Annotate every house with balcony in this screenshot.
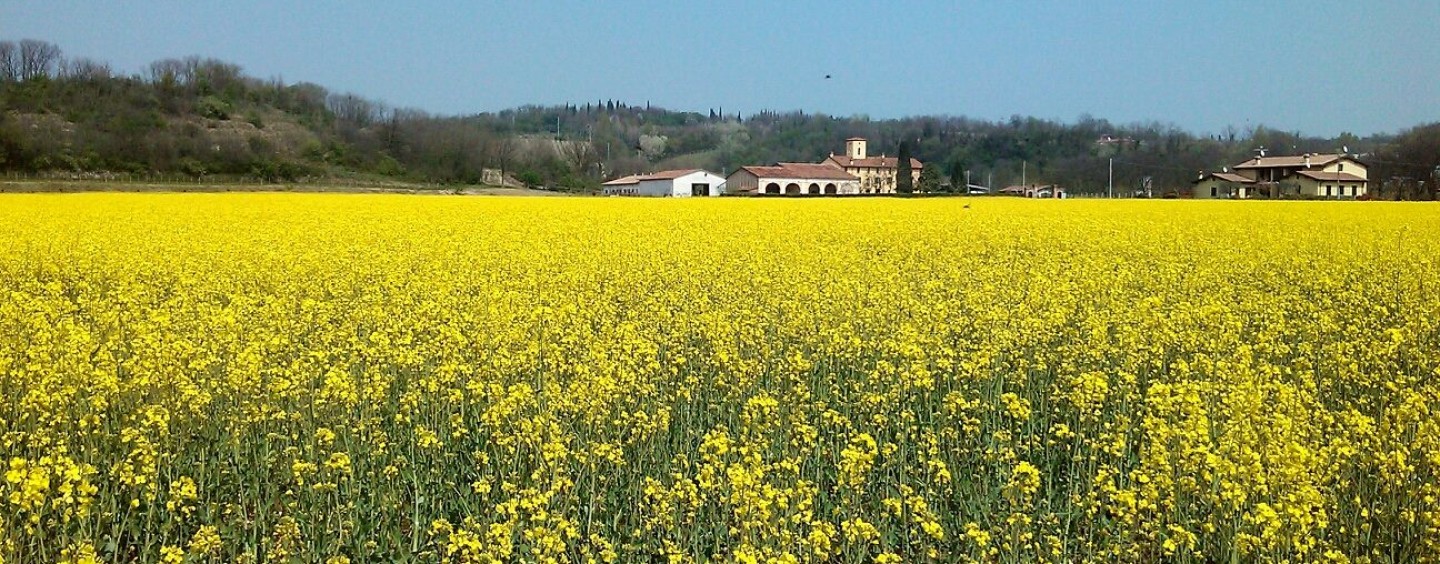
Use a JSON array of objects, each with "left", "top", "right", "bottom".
[{"left": 1224, "top": 153, "right": 1369, "bottom": 198}]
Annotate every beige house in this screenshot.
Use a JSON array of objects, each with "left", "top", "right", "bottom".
[
  {"left": 1191, "top": 171, "right": 1256, "bottom": 199},
  {"left": 824, "top": 138, "right": 923, "bottom": 194},
  {"left": 1228, "top": 153, "right": 1369, "bottom": 198},
  {"left": 1291, "top": 170, "right": 1368, "bottom": 198},
  {"left": 725, "top": 163, "right": 859, "bottom": 195}
]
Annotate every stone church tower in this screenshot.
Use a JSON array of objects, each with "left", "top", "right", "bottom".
[{"left": 845, "top": 137, "right": 868, "bottom": 160}]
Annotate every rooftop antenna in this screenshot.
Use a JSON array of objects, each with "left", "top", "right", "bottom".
[{"left": 1255, "top": 146, "right": 1267, "bottom": 158}]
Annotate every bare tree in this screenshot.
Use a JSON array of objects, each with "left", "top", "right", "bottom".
[
  {"left": 488, "top": 137, "right": 520, "bottom": 180},
  {"left": 147, "top": 58, "right": 186, "bottom": 87},
  {"left": 561, "top": 140, "right": 602, "bottom": 179},
  {"left": 327, "top": 93, "right": 378, "bottom": 127},
  {"left": 0, "top": 41, "right": 18, "bottom": 82},
  {"left": 58, "top": 57, "right": 112, "bottom": 81},
  {"left": 17, "top": 39, "right": 61, "bottom": 81},
  {"left": 192, "top": 57, "right": 242, "bottom": 95}
]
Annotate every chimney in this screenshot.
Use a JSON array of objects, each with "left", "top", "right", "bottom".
[{"left": 1304, "top": 155, "right": 1311, "bottom": 168}]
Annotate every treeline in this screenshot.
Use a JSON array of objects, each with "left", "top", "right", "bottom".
[
  {"left": 2, "top": 39, "right": 1437, "bottom": 197},
  {"left": 0, "top": 39, "right": 597, "bottom": 188}
]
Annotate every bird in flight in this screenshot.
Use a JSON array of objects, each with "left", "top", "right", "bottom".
[{"left": 825, "top": 74, "right": 832, "bottom": 79}]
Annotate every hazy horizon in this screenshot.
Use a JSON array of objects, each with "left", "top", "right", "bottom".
[{"left": 3, "top": 0, "right": 1437, "bottom": 138}]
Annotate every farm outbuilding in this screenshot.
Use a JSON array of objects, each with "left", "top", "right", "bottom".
[
  {"left": 601, "top": 169, "right": 727, "bottom": 197},
  {"left": 724, "top": 163, "right": 860, "bottom": 195}
]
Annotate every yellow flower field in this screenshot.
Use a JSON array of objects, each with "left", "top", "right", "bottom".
[{"left": 1, "top": 194, "right": 1438, "bottom": 563}]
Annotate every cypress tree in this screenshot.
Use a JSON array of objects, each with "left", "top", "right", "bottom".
[
  {"left": 949, "top": 160, "right": 965, "bottom": 193},
  {"left": 896, "top": 141, "right": 914, "bottom": 194}
]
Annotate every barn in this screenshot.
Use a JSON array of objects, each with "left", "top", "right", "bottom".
[
  {"left": 601, "top": 169, "right": 727, "bottom": 197},
  {"left": 724, "top": 163, "right": 860, "bottom": 195}
]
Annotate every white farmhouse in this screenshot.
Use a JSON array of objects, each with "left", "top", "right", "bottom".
[
  {"left": 601, "top": 169, "right": 727, "bottom": 197},
  {"left": 724, "top": 163, "right": 860, "bottom": 195}
]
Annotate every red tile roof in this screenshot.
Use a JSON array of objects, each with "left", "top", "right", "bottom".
[
  {"left": 602, "top": 174, "right": 643, "bottom": 186},
  {"left": 642, "top": 168, "right": 704, "bottom": 180},
  {"left": 826, "top": 155, "right": 924, "bottom": 170},
  {"left": 739, "top": 162, "right": 857, "bottom": 181},
  {"left": 1294, "top": 170, "right": 1366, "bottom": 182},
  {"left": 1195, "top": 172, "right": 1256, "bottom": 184},
  {"left": 602, "top": 169, "right": 706, "bottom": 185},
  {"left": 1233, "top": 154, "right": 1344, "bottom": 169}
]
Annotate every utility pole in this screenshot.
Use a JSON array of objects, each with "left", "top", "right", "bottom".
[
  {"left": 1108, "top": 157, "right": 1113, "bottom": 198},
  {"left": 1022, "top": 160, "right": 1027, "bottom": 187}
]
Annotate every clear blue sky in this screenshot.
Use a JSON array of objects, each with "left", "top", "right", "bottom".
[{"left": 3, "top": 1, "right": 1436, "bottom": 137}]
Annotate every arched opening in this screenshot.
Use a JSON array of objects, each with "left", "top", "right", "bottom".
[
  {"left": 824, "top": 183, "right": 837, "bottom": 194},
  {"left": 808, "top": 183, "right": 820, "bottom": 195},
  {"left": 765, "top": 183, "right": 781, "bottom": 195},
  {"left": 785, "top": 183, "right": 801, "bottom": 195}
]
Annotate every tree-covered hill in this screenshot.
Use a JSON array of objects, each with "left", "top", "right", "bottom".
[{"left": 2, "top": 39, "right": 1436, "bottom": 197}]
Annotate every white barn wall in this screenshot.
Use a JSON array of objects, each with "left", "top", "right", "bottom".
[{"left": 603, "top": 170, "right": 727, "bottom": 197}]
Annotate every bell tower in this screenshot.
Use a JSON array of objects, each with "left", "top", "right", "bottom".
[{"left": 845, "top": 137, "right": 867, "bottom": 160}]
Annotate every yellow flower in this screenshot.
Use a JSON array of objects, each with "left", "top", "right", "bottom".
[
  {"left": 189, "top": 524, "right": 223, "bottom": 556},
  {"left": 159, "top": 545, "right": 184, "bottom": 564}
]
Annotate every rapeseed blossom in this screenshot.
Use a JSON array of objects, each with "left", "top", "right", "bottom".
[{"left": 0, "top": 194, "right": 1437, "bottom": 562}]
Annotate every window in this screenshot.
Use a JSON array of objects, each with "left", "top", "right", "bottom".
[
  {"left": 1338, "top": 163, "right": 1344, "bottom": 172},
  {"left": 1211, "top": 186, "right": 1217, "bottom": 197}
]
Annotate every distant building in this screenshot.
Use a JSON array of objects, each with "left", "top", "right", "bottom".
[
  {"left": 725, "top": 163, "right": 859, "bottom": 195},
  {"left": 601, "top": 169, "right": 726, "bottom": 197},
  {"left": 1191, "top": 171, "right": 1256, "bottom": 199},
  {"left": 1223, "top": 153, "right": 1369, "bottom": 198},
  {"left": 823, "top": 138, "right": 923, "bottom": 194},
  {"left": 999, "top": 184, "right": 1066, "bottom": 198},
  {"left": 1096, "top": 134, "right": 1136, "bottom": 146}
]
